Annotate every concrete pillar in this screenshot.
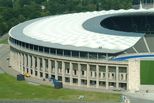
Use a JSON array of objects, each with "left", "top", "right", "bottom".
[
  {"left": 32, "top": 56, "right": 35, "bottom": 77},
  {"left": 100, "top": 72, "right": 103, "bottom": 78},
  {"left": 106, "top": 66, "right": 109, "bottom": 89},
  {"left": 13, "top": 51, "right": 16, "bottom": 69},
  {"left": 17, "top": 52, "right": 20, "bottom": 72},
  {"left": 42, "top": 58, "right": 45, "bottom": 78},
  {"left": 55, "top": 60, "right": 58, "bottom": 80},
  {"left": 87, "top": 64, "right": 90, "bottom": 87},
  {"left": 16, "top": 52, "right": 19, "bottom": 71},
  {"left": 116, "top": 66, "right": 119, "bottom": 89},
  {"left": 123, "top": 73, "right": 126, "bottom": 81},
  {"left": 37, "top": 57, "right": 40, "bottom": 78},
  {"left": 20, "top": 53, "right": 24, "bottom": 74},
  {"left": 48, "top": 59, "right": 51, "bottom": 79},
  {"left": 14, "top": 51, "right": 17, "bottom": 70},
  {"left": 14, "top": 52, "right": 17, "bottom": 70},
  {"left": 62, "top": 61, "right": 65, "bottom": 83},
  {"left": 24, "top": 54, "right": 27, "bottom": 70},
  {"left": 10, "top": 50, "right": 15, "bottom": 68},
  {"left": 70, "top": 62, "right": 73, "bottom": 85},
  {"left": 92, "top": 71, "right": 94, "bottom": 78},
  {"left": 96, "top": 65, "right": 99, "bottom": 88},
  {"left": 28, "top": 54, "right": 31, "bottom": 75},
  {"left": 78, "top": 63, "right": 81, "bottom": 86}
]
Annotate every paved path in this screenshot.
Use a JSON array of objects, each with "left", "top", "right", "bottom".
[
  {"left": 125, "top": 92, "right": 154, "bottom": 102},
  {"left": 0, "top": 44, "right": 154, "bottom": 103}
]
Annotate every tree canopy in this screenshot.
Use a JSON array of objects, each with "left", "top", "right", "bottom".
[{"left": 0, "top": 0, "right": 132, "bottom": 36}]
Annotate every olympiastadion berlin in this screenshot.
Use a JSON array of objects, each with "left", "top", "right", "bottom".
[{"left": 8, "top": 2, "right": 154, "bottom": 92}]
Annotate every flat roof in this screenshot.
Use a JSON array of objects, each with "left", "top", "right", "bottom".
[{"left": 9, "top": 9, "right": 153, "bottom": 53}]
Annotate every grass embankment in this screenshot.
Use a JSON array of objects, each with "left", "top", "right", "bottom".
[
  {"left": 0, "top": 73, "right": 120, "bottom": 102},
  {"left": 0, "top": 38, "right": 8, "bottom": 44},
  {"left": 0, "top": 34, "right": 8, "bottom": 44}
]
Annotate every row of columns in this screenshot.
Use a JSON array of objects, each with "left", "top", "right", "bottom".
[{"left": 10, "top": 49, "right": 128, "bottom": 90}]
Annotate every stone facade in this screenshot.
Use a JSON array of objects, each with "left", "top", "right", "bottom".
[{"left": 9, "top": 40, "right": 141, "bottom": 92}]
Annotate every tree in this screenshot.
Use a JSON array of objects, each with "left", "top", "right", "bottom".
[
  {"left": 0, "top": 0, "right": 13, "bottom": 8},
  {"left": 0, "top": 0, "right": 133, "bottom": 35}
]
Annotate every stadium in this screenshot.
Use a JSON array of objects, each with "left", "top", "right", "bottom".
[{"left": 8, "top": 6, "right": 154, "bottom": 92}]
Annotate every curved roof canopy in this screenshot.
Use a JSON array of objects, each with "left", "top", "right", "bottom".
[{"left": 9, "top": 9, "right": 154, "bottom": 53}]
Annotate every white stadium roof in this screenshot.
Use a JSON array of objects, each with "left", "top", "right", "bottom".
[{"left": 9, "top": 9, "right": 154, "bottom": 53}]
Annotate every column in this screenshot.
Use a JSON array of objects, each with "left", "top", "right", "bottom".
[
  {"left": 96, "top": 65, "right": 99, "bottom": 88},
  {"left": 28, "top": 54, "right": 31, "bottom": 74},
  {"left": 17, "top": 52, "right": 20, "bottom": 72},
  {"left": 116, "top": 66, "right": 119, "bottom": 89},
  {"left": 70, "top": 62, "right": 73, "bottom": 85},
  {"left": 24, "top": 54, "right": 27, "bottom": 72},
  {"left": 123, "top": 73, "right": 126, "bottom": 81},
  {"left": 106, "top": 65, "right": 109, "bottom": 89},
  {"left": 16, "top": 52, "right": 19, "bottom": 70},
  {"left": 37, "top": 57, "right": 40, "bottom": 78},
  {"left": 32, "top": 56, "right": 35, "bottom": 77},
  {"left": 20, "top": 53, "right": 24, "bottom": 74},
  {"left": 14, "top": 52, "right": 18, "bottom": 70},
  {"left": 62, "top": 61, "right": 65, "bottom": 83},
  {"left": 78, "top": 63, "right": 81, "bottom": 86},
  {"left": 55, "top": 60, "right": 58, "bottom": 80},
  {"left": 48, "top": 59, "right": 51, "bottom": 79},
  {"left": 17, "top": 52, "right": 21, "bottom": 72},
  {"left": 42, "top": 58, "right": 45, "bottom": 78},
  {"left": 87, "top": 64, "right": 90, "bottom": 87}
]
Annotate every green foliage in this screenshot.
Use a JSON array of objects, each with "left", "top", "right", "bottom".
[
  {"left": 0, "top": 73, "right": 120, "bottom": 101},
  {"left": 0, "top": 0, "right": 13, "bottom": 8},
  {"left": 100, "top": 0, "right": 132, "bottom": 10},
  {"left": 140, "top": 60, "right": 154, "bottom": 84},
  {"left": 0, "top": 0, "right": 132, "bottom": 36}
]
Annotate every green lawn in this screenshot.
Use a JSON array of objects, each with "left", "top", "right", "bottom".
[
  {"left": 0, "top": 38, "right": 8, "bottom": 44},
  {"left": 0, "top": 73, "right": 120, "bottom": 102},
  {"left": 140, "top": 60, "right": 154, "bottom": 85}
]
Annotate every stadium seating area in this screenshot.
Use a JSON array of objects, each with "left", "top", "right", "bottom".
[
  {"left": 101, "top": 14, "right": 154, "bottom": 54},
  {"left": 133, "top": 37, "right": 148, "bottom": 53},
  {"left": 145, "top": 35, "right": 154, "bottom": 52},
  {"left": 101, "top": 15, "right": 154, "bottom": 33},
  {"left": 125, "top": 34, "right": 154, "bottom": 54}
]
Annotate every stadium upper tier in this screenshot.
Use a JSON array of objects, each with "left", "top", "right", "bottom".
[{"left": 9, "top": 9, "right": 154, "bottom": 54}]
